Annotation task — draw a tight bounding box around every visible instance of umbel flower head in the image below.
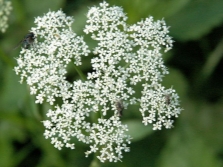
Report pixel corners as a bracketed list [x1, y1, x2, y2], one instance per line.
[0, 0, 12, 33]
[14, 1, 183, 163]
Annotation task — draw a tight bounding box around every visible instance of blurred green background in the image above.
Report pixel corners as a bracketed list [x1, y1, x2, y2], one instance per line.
[1, 0, 223, 166]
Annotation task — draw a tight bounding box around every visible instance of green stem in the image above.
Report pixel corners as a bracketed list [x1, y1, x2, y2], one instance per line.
[74, 64, 87, 81]
[28, 90, 42, 120]
[200, 38, 223, 81]
[89, 155, 101, 167]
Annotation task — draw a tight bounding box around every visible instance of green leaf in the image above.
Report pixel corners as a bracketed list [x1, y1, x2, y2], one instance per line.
[24, 0, 64, 17]
[162, 68, 188, 99]
[166, 0, 223, 41]
[109, 0, 189, 22]
[0, 136, 13, 167]
[124, 120, 154, 142]
[158, 127, 221, 167]
[0, 67, 27, 111]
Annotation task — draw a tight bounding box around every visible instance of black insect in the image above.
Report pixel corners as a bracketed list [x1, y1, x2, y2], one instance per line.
[115, 100, 124, 116]
[22, 32, 35, 49]
[14, 32, 35, 50]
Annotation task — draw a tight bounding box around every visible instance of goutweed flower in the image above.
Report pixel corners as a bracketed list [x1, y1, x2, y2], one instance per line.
[0, 0, 12, 33]
[14, 1, 182, 162]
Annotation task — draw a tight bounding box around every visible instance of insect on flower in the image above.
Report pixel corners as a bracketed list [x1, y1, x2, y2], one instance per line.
[14, 32, 35, 50]
[165, 94, 171, 105]
[115, 100, 124, 116]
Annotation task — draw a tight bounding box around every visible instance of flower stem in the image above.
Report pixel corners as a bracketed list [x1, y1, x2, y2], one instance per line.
[74, 64, 87, 81]
[89, 155, 101, 167]
[201, 37, 223, 81]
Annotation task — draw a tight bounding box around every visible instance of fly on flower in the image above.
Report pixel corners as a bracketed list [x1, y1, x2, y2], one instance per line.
[115, 100, 124, 116]
[14, 32, 35, 50]
[165, 94, 171, 105]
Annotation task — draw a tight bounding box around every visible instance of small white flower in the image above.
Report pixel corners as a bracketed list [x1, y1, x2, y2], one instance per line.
[153, 122, 162, 130]
[42, 120, 52, 129]
[35, 91, 44, 104]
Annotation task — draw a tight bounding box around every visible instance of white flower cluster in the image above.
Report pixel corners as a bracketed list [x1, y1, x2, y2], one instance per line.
[0, 0, 12, 33]
[14, 10, 89, 105]
[14, 1, 182, 163]
[84, 2, 181, 130]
